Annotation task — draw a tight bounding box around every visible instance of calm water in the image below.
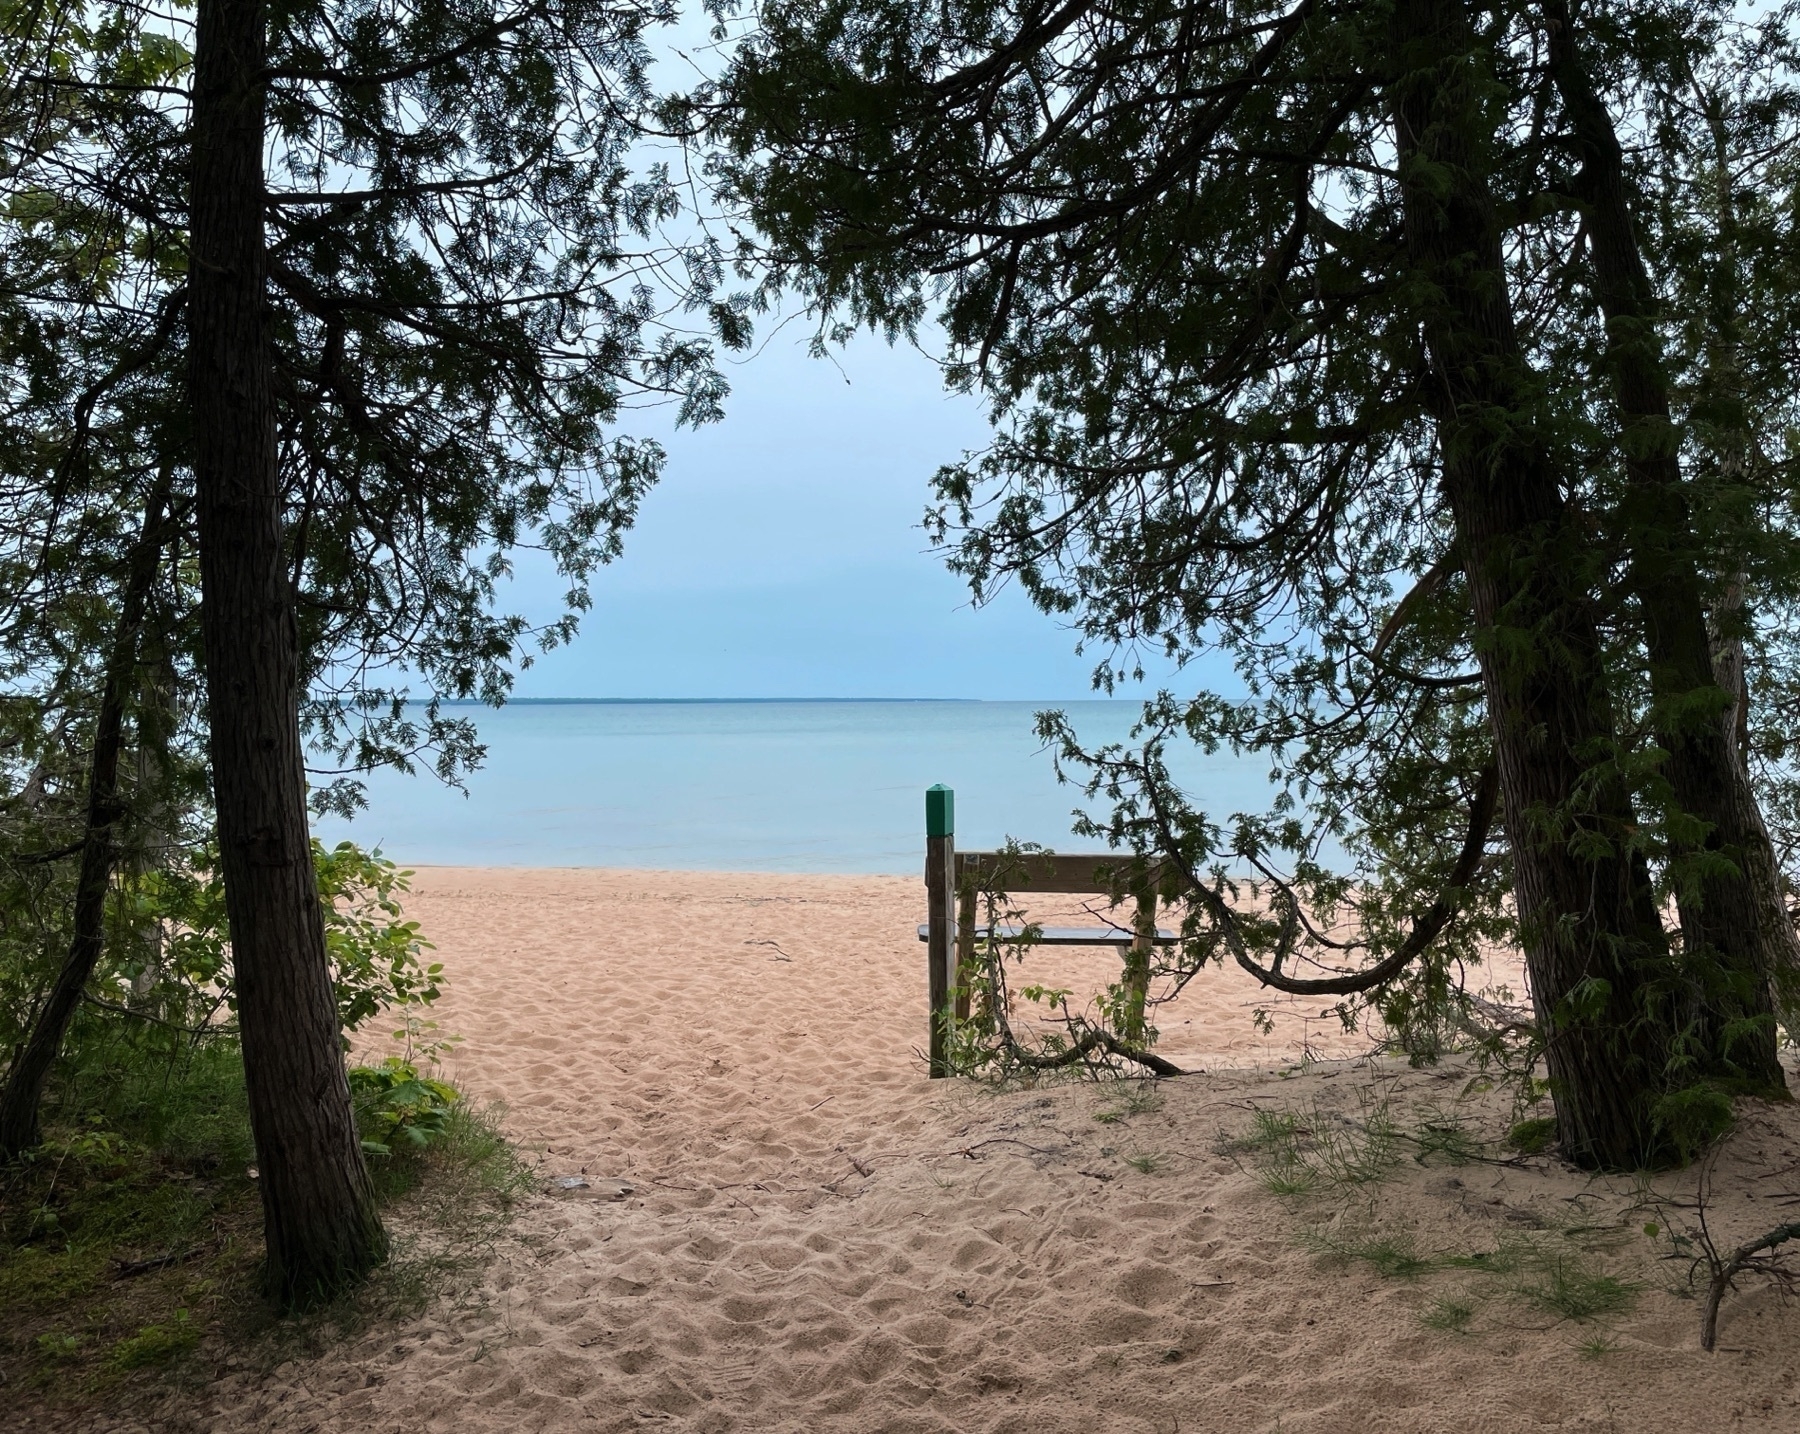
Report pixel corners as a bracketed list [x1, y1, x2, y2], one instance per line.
[312, 700, 1273, 874]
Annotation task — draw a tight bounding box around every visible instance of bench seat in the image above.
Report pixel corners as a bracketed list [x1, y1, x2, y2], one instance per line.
[917, 923, 1178, 947]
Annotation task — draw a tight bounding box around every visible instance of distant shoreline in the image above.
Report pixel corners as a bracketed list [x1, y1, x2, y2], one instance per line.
[441, 696, 986, 705]
[427, 696, 1131, 706]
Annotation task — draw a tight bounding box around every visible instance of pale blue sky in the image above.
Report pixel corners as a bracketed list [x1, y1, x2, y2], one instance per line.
[496, 16, 1191, 703]
[506, 326, 1186, 701]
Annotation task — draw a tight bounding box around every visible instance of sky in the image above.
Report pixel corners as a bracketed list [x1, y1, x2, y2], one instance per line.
[483, 15, 1195, 705]
[500, 324, 1186, 702]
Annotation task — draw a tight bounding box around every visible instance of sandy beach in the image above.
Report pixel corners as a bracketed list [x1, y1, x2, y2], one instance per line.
[114, 867, 1800, 1430]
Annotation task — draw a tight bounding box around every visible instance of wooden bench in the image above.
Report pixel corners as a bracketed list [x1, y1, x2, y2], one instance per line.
[921, 785, 1175, 1077]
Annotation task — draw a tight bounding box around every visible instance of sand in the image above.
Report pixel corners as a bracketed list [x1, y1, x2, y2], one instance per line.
[134, 869, 1800, 1429]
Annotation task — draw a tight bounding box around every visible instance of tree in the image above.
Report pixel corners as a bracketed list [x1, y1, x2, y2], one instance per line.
[5, 0, 735, 1301]
[0, 470, 172, 1158]
[708, 0, 1800, 1166]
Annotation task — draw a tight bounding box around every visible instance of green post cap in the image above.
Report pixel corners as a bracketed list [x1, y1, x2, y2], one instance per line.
[925, 785, 954, 838]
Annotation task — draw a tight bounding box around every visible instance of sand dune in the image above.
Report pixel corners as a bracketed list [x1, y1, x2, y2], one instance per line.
[132, 868, 1800, 1431]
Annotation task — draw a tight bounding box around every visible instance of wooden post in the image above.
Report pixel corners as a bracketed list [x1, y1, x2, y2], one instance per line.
[925, 785, 955, 1077]
[1124, 891, 1156, 1044]
[954, 883, 978, 1023]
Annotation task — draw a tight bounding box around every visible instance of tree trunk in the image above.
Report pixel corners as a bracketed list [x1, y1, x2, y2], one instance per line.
[1389, 0, 1679, 1168]
[0, 472, 172, 1161]
[1543, 2, 1787, 1094]
[1694, 79, 1800, 1041]
[188, 0, 386, 1304]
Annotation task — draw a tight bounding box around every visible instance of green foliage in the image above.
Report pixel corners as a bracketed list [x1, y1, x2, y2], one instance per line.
[1095, 1083, 1163, 1124]
[313, 843, 442, 1036]
[1308, 1230, 1437, 1281]
[1577, 1332, 1621, 1359]
[0, 1038, 259, 1391]
[107, 1310, 197, 1369]
[35, 1331, 83, 1360]
[104, 837, 442, 1040]
[1420, 1294, 1477, 1333]
[1515, 1258, 1639, 1322]
[1651, 1083, 1737, 1162]
[1223, 1100, 1404, 1196]
[1306, 1220, 1639, 1336]
[1507, 1118, 1559, 1155]
[940, 846, 1181, 1080]
[0, 997, 518, 1403]
[348, 1059, 460, 1157]
[4, 0, 745, 821]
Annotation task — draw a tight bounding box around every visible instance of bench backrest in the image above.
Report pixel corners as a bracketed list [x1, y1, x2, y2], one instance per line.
[953, 850, 1164, 896]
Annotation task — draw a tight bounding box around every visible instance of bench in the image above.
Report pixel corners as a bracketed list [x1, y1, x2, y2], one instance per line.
[921, 785, 1174, 1077]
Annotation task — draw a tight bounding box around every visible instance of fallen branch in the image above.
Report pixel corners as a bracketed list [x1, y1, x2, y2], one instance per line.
[1702, 1221, 1800, 1351]
[998, 1027, 1184, 1077]
[113, 1246, 204, 1280]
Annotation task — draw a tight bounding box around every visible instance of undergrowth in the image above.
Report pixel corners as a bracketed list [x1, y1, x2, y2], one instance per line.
[0, 1024, 527, 1410]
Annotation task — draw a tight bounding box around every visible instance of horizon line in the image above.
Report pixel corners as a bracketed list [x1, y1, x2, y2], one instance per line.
[437, 696, 1129, 706]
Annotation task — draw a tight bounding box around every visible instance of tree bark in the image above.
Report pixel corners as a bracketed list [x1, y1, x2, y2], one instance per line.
[189, 0, 386, 1304]
[1389, 0, 1679, 1168]
[0, 471, 172, 1161]
[1543, 2, 1787, 1094]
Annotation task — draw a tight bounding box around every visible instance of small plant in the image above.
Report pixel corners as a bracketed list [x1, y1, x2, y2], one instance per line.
[1217, 1108, 1306, 1159]
[108, 1309, 199, 1370]
[35, 1331, 83, 1359]
[121, 838, 444, 1039]
[1515, 1255, 1637, 1322]
[1421, 1294, 1476, 1332]
[1406, 1111, 1484, 1165]
[1308, 1229, 1436, 1280]
[1224, 1100, 1401, 1194]
[1442, 1241, 1529, 1276]
[315, 841, 445, 1036]
[1124, 1153, 1162, 1175]
[1577, 1331, 1620, 1359]
[1259, 1165, 1317, 1196]
[348, 1058, 460, 1156]
[1507, 1117, 1557, 1155]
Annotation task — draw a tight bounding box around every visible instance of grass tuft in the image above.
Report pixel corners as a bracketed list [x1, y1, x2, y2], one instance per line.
[1223, 1100, 1402, 1196]
[1515, 1255, 1637, 1323]
[1577, 1331, 1621, 1359]
[1306, 1229, 1437, 1280]
[1420, 1293, 1477, 1332]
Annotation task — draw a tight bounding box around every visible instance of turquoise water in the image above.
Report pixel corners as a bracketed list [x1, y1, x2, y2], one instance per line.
[312, 700, 1273, 874]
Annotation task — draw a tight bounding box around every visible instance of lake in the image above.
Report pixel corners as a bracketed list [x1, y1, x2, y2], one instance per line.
[312, 700, 1273, 874]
